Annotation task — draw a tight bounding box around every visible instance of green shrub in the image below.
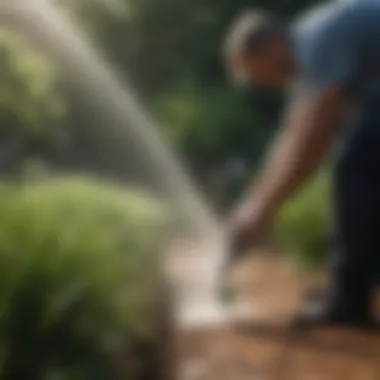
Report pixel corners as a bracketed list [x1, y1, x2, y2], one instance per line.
[0, 177, 172, 380]
[275, 171, 331, 273]
[155, 83, 269, 166]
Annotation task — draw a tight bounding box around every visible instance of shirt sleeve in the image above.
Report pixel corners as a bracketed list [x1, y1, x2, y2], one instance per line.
[302, 11, 358, 93]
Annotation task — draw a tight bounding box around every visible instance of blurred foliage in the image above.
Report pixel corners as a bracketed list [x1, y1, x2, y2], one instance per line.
[0, 29, 65, 143]
[112, 0, 314, 94]
[276, 171, 331, 272]
[0, 177, 171, 379]
[1, 0, 316, 171]
[156, 83, 268, 167]
[60, 0, 312, 169]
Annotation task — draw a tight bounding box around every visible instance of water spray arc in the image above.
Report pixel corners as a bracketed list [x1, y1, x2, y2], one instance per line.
[3, 0, 232, 328]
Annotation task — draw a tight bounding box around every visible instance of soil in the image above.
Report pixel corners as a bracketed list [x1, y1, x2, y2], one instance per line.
[173, 252, 380, 380]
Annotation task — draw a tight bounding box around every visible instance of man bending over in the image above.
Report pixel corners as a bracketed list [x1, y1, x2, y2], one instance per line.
[226, 0, 380, 327]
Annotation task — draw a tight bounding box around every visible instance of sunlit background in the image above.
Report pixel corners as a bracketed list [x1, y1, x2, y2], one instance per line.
[0, 0, 356, 379]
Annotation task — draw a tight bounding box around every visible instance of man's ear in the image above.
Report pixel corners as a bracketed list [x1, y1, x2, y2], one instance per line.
[229, 56, 253, 87]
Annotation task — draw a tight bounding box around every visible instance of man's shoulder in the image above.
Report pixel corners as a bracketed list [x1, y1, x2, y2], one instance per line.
[293, 1, 351, 38]
[294, 0, 377, 37]
[291, 1, 380, 92]
[294, 2, 336, 31]
[292, 1, 358, 71]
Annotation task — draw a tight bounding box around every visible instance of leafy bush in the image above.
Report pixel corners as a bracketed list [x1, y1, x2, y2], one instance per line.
[156, 83, 269, 167]
[275, 171, 331, 273]
[0, 177, 172, 380]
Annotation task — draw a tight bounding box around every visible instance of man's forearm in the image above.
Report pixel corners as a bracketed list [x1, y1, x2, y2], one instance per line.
[248, 90, 345, 212]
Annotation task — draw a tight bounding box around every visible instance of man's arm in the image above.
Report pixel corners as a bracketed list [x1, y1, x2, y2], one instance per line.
[247, 87, 348, 213]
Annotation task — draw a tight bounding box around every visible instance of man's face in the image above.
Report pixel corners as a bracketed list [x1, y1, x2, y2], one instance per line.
[231, 37, 293, 89]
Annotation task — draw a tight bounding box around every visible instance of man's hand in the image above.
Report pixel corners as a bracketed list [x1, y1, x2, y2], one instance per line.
[228, 198, 275, 257]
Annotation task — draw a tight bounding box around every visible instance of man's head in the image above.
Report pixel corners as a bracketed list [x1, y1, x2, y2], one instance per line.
[224, 9, 294, 89]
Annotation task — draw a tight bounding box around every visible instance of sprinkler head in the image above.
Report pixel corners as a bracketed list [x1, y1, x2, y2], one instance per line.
[218, 237, 252, 306]
[219, 282, 236, 305]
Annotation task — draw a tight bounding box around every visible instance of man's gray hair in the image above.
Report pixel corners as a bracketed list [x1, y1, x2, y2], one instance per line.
[223, 9, 284, 61]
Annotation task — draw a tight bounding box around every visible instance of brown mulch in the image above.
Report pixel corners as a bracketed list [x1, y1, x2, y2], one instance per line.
[173, 253, 380, 380]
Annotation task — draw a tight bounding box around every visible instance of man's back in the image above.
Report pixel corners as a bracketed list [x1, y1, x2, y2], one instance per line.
[293, 0, 380, 99]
